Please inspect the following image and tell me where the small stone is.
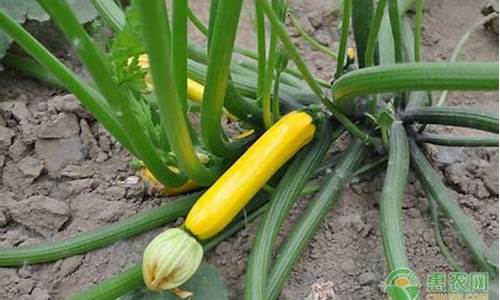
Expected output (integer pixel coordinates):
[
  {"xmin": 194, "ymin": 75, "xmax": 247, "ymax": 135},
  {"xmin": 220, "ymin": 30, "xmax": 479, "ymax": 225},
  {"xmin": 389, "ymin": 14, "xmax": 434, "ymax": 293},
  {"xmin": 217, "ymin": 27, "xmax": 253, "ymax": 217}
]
[
  {"xmin": 0, "ymin": 154, "xmax": 4, "ymax": 168},
  {"xmin": 359, "ymin": 271, "xmax": 378, "ymax": 285},
  {"xmin": 95, "ymin": 200, "xmax": 126, "ymax": 223},
  {"xmin": 48, "ymin": 94, "xmax": 93, "ymax": 119},
  {"xmin": 37, "ymin": 112, "xmax": 80, "ymax": 139},
  {"xmin": 6, "ymin": 196, "xmax": 71, "ymax": 236},
  {"xmin": 95, "ymin": 151, "xmax": 108, "ymax": 162},
  {"xmin": 10, "ymin": 102, "xmax": 31, "ymax": 122},
  {"xmin": 17, "ymin": 157, "xmax": 44, "ymax": 179},
  {"xmin": 60, "ymin": 164, "xmax": 94, "ymax": 179},
  {"xmin": 0, "ymin": 125, "xmax": 14, "ymax": 153},
  {"xmin": 8, "ymin": 138, "xmax": 26, "ymax": 162},
  {"xmin": 473, "ymin": 179, "xmax": 490, "ymax": 199},
  {"xmin": 30, "ymin": 287, "xmax": 50, "ymax": 300},
  {"xmin": 68, "ymin": 179, "xmax": 98, "ymax": 194},
  {"xmin": 307, "ymin": 12, "xmax": 323, "ymax": 28},
  {"xmin": 351, "ymin": 217, "xmax": 365, "ymax": 233},
  {"xmin": 18, "ymin": 265, "xmax": 33, "ymax": 278},
  {"xmin": 406, "ymin": 208, "xmax": 421, "ymax": 219},
  {"xmin": 56, "ymin": 255, "xmax": 83, "ymax": 277},
  {"xmin": 432, "ymin": 147, "xmax": 465, "ymax": 167},
  {"xmin": 0, "ymin": 208, "xmax": 8, "ymax": 227},
  {"xmin": 35, "ymin": 136, "xmax": 85, "ymax": 174},
  {"xmin": 313, "ymin": 31, "xmax": 330, "ymax": 46},
  {"xmin": 482, "ymin": 153, "xmax": 498, "ymax": 195},
  {"xmin": 17, "ymin": 278, "xmax": 35, "ymax": 294},
  {"xmin": 299, "ymin": 14, "xmax": 315, "ymax": 35},
  {"xmin": 104, "ymin": 185, "xmax": 126, "ymax": 201},
  {"xmin": 123, "ymin": 176, "xmax": 144, "ymax": 199},
  {"xmin": 80, "ymin": 119, "xmax": 99, "ymax": 157}
]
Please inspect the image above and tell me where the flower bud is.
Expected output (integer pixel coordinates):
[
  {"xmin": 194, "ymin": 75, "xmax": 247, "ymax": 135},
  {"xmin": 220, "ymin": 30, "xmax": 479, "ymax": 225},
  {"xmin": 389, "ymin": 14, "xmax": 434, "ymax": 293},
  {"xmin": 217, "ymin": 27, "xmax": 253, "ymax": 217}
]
[{"xmin": 142, "ymin": 228, "xmax": 203, "ymax": 291}]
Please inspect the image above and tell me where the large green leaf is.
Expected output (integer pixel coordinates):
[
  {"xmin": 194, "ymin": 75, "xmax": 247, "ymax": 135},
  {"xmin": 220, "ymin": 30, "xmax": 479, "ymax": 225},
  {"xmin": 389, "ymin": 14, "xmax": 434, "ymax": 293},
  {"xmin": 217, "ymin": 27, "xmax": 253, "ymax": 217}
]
[
  {"xmin": 0, "ymin": 0, "xmax": 97, "ymax": 59},
  {"xmin": 119, "ymin": 264, "xmax": 229, "ymax": 300}
]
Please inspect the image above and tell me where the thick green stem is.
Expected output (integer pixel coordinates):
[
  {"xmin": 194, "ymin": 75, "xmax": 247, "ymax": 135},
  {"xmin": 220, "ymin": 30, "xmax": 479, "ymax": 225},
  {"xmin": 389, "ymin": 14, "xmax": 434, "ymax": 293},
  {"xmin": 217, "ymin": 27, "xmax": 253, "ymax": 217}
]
[
  {"xmin": 136, "ymin": 0, "xmax": 217, "ymax": 185},
  {"xmin": 245, "ymin": 121, "xmax": 334, "ymax": 300},
  {"xmin": 388, "ymin": 0, "xmax": 403, "ymax": 63},
  {"xmin": 380, "ymin": 121, "xmax": 410, "ymax": 271},
  {"xmin": 332, "ymin": 62, "xmax": 499, "ymax": 116},
  {"xmin": 335, "ymin": 0, "xmax": 352, "ymax": 79},
  {"xmin": 416, "ymin": 133, "xmax": 499, "ymax": 147},
  {"xmin": 201, "ymin": 0, "xmax": 250, "ymax": 157},
  {"xmin": 351, "ymin": 0, "xmax": 373, "ymax": 68},
  {"xmin": 409, "ymin": 140, "xmax": 497, "ymax": 277},
  {"xmin": 266, "ymin": 139, "xmax": 367, "ymax": 300},
  {"xmin": 90, "ymin": 0, "xmax": 125, "ymax": 32},
  {"xmin": 402, "ymin": 106, "xmax": 498, "ymax": 133},
  {"xmin": 364, "ymin": 0, "xmax": 386, "ymax": 68},
  {"xmin": 0, "ymin": 193, "xmax": 201, "ymax": 266},
  {"xmin": 414, "ymin": 0, "xmax": 424, "ymax": 62},
  {"xmin": 255, "ymin": 0, "xmax": 266, "ymax": 107}
]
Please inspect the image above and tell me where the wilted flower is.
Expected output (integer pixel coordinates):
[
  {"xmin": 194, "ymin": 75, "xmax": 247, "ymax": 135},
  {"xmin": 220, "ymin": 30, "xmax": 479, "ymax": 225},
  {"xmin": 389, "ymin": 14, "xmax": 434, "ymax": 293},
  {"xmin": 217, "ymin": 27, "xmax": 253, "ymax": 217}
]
[{"xmin": 142, "ymin": 228, "xmax": 203, "ymax": 291}]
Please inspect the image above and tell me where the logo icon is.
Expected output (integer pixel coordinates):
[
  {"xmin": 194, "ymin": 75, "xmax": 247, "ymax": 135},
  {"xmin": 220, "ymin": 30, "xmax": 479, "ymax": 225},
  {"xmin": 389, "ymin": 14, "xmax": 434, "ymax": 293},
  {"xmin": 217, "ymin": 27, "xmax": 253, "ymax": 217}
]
[{"xmin": 384, "ymin": 268, "xmax": 420, "ymax": 300}]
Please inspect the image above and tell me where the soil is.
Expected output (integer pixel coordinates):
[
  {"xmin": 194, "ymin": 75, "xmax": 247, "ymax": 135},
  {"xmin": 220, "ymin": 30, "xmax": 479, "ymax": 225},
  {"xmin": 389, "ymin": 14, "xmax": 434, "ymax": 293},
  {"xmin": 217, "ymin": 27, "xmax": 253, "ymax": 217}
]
[{"xmin": 0, "ymin": 0, "xmax": 498, "ymax": 299}]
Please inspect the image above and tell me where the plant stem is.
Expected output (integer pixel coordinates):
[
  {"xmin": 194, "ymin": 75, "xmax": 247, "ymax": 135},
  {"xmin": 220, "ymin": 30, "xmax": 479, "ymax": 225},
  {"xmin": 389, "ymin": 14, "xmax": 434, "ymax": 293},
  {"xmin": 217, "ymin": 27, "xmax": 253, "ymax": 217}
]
[
  {"xmin": 335, "ymin": 0, "xmax": 352, "ymax": 79},
  {"xmin": 0, "ymin": 193, "xmax": 201, "ymax": 266},
  {"xmin": 414, "ymin": 0, "xmax": 424, "ymax": 62},
  {"xmin": 187, "ymin": 5, "xmax": 209, "ymax": 36},
  {"xmin": 332, "ymin": 62, "xmax": 499, "ymax": 116},
  {"xmin": 246, "ymin": 121, "xmax": 334, "ymax": 300},
  {"xmin": 266, "ymin": 139, "xmax": 367, "ymax": 300},
  {"xmin": 137, "ymin": 0, "xmax": 218, "ymax": 185},
  {"xmin": 380, "ymin": 121, "xmax": 410, "ymax": 271},
  {"xmin": 428, "ymin": 194, "xmax": 464, "ymax": 271},
  {"xmin": 91, "ymin": 0, "xmax": 125, "ymax": 32},
  {"xmin": 409, "ymin": 139, "xmax": 496, "ymax": 277},
  {"xmin": 416, "ymin": 133, "xmax": 499, "ymax": 147},
  {"xmin": 364, "ymin": 0, "xmax": 386, "ymax": 68},
  {"xmin": 351, "ymin": 0, "xmax": 374, "ymax": 68},
  {"xmin": 255, "ymin": 0, "xmax": 266, "ymax": 108},
  {"xmin": 402, "ymin": 106, "xmax": 498, "ymax": 133},
  {"xmin": 262, "ymin": 13, "xmax": 279, "ymax": 128},
  {"xmin": 388, "ymin": 0, "xmax": 403, "ymax": 63},
  {"xmin": 288, "ymin": 10, "xmax": 338, "ymax": 61},
  {"xmin": 201, "ymin": 0, "xmax": 251, "ymax": 157}
]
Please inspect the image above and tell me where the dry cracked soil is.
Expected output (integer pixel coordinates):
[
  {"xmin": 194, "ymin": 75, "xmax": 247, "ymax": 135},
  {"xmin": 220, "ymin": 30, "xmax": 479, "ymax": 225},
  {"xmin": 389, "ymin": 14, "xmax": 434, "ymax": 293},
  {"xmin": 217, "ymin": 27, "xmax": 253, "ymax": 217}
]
[{"xmin": 0, "ymin": 0, "xmax": 498, "ymax": 299}]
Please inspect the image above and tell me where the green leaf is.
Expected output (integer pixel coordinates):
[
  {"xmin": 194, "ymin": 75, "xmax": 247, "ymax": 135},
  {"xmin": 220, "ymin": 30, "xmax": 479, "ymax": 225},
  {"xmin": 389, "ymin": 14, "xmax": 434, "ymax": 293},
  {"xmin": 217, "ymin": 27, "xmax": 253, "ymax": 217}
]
[
  {"xmin": 0, "ymin": 0, "xmax": 97, "ymax": 59},
  {"xmin": 119, "ymin": 264, "xmax": 229, "ymax": 300}
]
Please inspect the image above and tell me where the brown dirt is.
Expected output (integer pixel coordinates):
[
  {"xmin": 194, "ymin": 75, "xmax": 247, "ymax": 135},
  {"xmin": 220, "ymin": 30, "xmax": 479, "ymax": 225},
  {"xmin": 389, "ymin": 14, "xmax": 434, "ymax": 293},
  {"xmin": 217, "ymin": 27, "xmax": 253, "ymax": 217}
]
[{"xmin": 0, "ymin": 0, "xmax": 498, "ymax": 299}]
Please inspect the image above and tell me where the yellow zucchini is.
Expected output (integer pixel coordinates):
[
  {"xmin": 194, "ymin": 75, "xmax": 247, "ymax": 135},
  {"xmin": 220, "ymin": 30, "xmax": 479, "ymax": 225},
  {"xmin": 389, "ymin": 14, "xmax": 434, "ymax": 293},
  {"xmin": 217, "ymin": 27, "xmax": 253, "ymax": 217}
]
[{"xmin": 185, "ymin": 111, "xmax": 316, "ymax": 239}]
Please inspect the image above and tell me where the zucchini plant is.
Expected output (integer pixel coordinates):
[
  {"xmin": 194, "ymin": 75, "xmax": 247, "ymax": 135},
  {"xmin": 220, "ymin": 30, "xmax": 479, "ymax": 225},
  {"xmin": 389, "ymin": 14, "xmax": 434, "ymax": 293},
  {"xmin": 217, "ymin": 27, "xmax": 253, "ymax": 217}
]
[{"xmin": 0, "ymin": 0, "xmax": 497, "ymax": 299}]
